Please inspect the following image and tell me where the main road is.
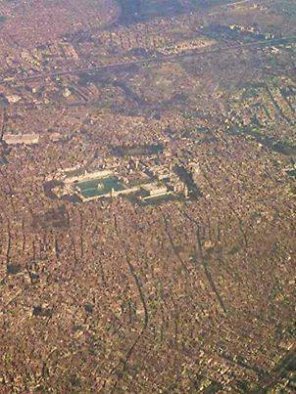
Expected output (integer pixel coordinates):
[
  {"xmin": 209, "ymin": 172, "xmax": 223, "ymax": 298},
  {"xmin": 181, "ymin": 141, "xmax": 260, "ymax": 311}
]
[{"xmin": 1, "ymin": 36, "xmax": 295, "ymax": 88}]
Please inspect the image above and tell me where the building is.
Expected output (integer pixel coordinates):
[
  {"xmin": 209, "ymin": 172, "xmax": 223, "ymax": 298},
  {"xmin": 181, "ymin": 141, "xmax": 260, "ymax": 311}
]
[
  {"xmin": 141, "ymin": 183, "xmax": 169, "ymax": 198},
  {"xmin": 3, "ymin": 134, "xmax": 40, "ymax": 145}
]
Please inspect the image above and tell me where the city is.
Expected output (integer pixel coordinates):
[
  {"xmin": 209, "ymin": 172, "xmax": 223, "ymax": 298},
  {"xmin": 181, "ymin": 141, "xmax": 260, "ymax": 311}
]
[{"xmin": 0, "ymin": 0, "xmax": 295, "ymax": 392}]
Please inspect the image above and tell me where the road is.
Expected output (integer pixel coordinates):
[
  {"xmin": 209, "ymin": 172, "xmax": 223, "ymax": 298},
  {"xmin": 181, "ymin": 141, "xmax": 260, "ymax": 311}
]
[{"xmin": 1, "ymin": 36, "xmax": 295, "ymax": 88}]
